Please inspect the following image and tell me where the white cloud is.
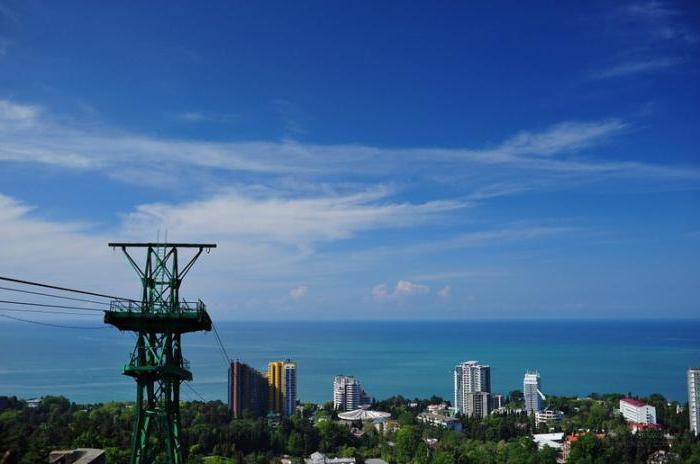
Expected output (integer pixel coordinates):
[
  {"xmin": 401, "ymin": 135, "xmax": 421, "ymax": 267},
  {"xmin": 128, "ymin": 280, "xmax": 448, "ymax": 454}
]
[
  {"xmin": 410, "ymin": 270, "xmax": 505, "ymax": 281},
  {"xmin": 289, "ymin": 285, "xmax": 308, "ymax": 300},
  {"xmin": 437, "ymin": 286, "xmax": 451, "ymax": 299},
  {"xmin": 0, "ymin": 100, "xmax": 41, "ymax": 127},
  {"xmin": 593, "ymin": 58, "xmax": 681, "ymax": 79},
  {"xmin": 485, "ymin": 120, "xmax": 627, "ymax": 158},
  {"xmin": 175, "ymin": 111, "xmax": 238, "ymax": 124},
  {"xmin": 372, "ymin": 280, "xmax": 430, "ymax": 301},
  {"xmin": 0, "ymin": 99, "xmax": 697, "ymax": 190},
  {"xmin": 620, "ymin": 2, "xmax": 698, "ymax": 44},
  {"xmin": 122, "ymin": 188, "xmax": 465, "ymax": 246},
  {"xmin": 0, "ymin": 38, "xmax": 9, "ymax": 57},
  {"xmin": 0, "ymin": 194, "xmax": 133, "ymax": 296}
]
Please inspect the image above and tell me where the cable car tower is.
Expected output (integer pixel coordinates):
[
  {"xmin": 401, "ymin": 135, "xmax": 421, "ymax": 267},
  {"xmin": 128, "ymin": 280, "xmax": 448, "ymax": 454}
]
[{"xmin": 104, "ymin": 242, "xmax": 216, "ymax": 464}]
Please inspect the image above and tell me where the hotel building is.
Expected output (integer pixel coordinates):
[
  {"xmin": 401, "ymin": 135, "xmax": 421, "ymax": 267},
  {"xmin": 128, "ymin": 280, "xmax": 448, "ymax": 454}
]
[
  {"xmin": 523, "ymin": 371, "xmax": 545, "ymax": 413},
  {"xmin": 228, "ymin": 360, "xmax": 268, "ymax": 418},
  {"xmin": 619, "ymin": 397, "xmax": 657, "ymax": 425},
  {"xmin": 334, "ymin": 375, "xmax": 363, "ymax": 411},
  {"xmin": 454, "ymin": 360, "xmax": 491, "ymax": 418},
  {"xmin": 689, "ymin": 368, "xmax": 700, "ymax": 435}
]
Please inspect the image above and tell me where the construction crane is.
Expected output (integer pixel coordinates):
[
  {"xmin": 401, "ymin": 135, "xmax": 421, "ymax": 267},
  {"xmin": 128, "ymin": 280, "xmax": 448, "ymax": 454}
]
[{"xmin": 104, "ymin": 242, "xmax": 215, "ymax": 464}]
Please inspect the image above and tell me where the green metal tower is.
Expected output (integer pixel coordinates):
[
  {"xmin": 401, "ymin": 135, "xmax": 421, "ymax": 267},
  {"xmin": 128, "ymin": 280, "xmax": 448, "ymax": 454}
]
[{"xmin": 104, "ymin": 242, "xmax": 216, "ymax": 464}]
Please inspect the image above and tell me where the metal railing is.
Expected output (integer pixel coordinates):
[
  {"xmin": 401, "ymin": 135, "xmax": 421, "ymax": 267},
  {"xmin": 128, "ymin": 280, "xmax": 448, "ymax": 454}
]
[{"xmin": 109, "ymin": 299, "xmax": 206, "ymax": 314}]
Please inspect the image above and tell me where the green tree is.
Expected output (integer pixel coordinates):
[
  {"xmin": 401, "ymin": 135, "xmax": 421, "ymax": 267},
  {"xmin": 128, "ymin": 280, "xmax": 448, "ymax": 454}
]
[{"xmin": 395, "ymin": 426, "xmax": 420, "ymax": 464}]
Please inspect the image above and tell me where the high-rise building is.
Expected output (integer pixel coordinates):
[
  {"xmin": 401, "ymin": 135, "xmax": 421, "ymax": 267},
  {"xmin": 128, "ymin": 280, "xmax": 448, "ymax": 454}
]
[
  {"xmin": 523, "ymin": 371, "xmax": 545, "ymax": 413},
  {"xmin": 268, "ymin": 359, "xmax": 297, "ymax": 416},
  {"xmin": 689, "ymin": 368, "xmax": 700, "ymax": 435},
  {"xmin": 454, "ymin": 360, "xmax": 491, "ymax": 418},
  {"xmin": 283, "ymin": 361, "xmax": 297, "ymax": 416},
  {"xmin": 464, "ymin": 391, "xmax": 490, "ymax": 418},
  {"xmin": 268, "ymin": 361, "xmax": 284, "ymax": 414},
  {"xmin": 334, "ymin": 375, "xmax": 363, "ymax": 410},
  {"xmin": 228, "ymin": 360, "xmax": 268, "ymax": 418}
]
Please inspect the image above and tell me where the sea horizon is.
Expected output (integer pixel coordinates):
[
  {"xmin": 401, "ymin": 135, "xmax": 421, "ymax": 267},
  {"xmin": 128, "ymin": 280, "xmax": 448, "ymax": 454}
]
[{"xmin": 1, "ymin": 318, "xmax": 698, "ymax": 405}]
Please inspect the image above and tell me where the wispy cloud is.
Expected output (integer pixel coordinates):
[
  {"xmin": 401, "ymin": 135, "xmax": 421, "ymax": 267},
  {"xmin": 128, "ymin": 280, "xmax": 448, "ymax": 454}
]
[
  {"xmin": 437, "ymin": 285, "xmax": 451, "ymax": 299},
  {"xmin": 410, "ymin": 270, "xmax": 505, "ymax": 282},
  {"xmin": 1, "ymin": 100, "xmax": 697, "ymax": 190},
  {"xmin": 592, "ymin": 58, "xmax": 682, "ymax": 79},
  {"xmin": 620, "ymin": 1, "xmax": 699, "ymax": 45},
  {"xmin": 289, "ymin": 285, "xmax": 309, "ymax": 300},
  {"xmin": 0, "ymin": 194, "xmax": 132, "ymax": 293},
  {"xmin": 122, "ymin": 187, "xmax": 466, "ymax": 246},
  {"xmin": 174, "ymin": 111, "xmax": 238, "ymax": 124},
  {"xmin": 0, "ymin": 38, "xmax": 9, "ymax": 56},
  {"xmin": 0, "ymin": 3, "xmax": 19, "ymax": 23},
  {"xmin": 372, "ymin": 280, "xmax": 429, "ymax": 301},
  {"xmin": 0, "ymin": 100, "xmax": 41, "ymax": 126}
]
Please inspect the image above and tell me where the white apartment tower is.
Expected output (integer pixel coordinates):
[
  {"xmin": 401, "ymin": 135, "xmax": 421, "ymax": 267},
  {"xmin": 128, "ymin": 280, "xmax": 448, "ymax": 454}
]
[
  {"xmin": 689, "ymin": 368, "xmax": 700, "ymax": 435},
  {"xmin": 454, "ymin": 360, "xmax": 491, "ymax": 418},
  {"xmin": 334, "ymin": 375, "xmax": 362, "ymax": 411},
  {"xmin": 523, "ymin": 371, "xmax": 546, "ymax": 413}
]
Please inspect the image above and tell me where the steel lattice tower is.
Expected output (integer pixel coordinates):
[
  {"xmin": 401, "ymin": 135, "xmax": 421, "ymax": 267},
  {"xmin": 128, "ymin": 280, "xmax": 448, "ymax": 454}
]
[{"xmin": 104, "ymin": 242, "xmax": 215, "ymax": 464}]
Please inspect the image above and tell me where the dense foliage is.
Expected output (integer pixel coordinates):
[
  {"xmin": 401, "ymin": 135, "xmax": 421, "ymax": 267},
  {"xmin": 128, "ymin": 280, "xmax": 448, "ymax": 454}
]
[{"xmin": 1, "ymin": 393, "xmax": 699, "ymax": 464}]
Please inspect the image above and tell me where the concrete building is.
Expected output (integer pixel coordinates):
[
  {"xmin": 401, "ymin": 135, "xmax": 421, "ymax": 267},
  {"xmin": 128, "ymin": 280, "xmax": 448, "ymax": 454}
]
[
  {"xmin": 454, "ymin": 360, "xmax": 491, "ymax": 418},
  {"xmin": 268, "ymin": 359, "xmax": 297, "ymax": 416},
  {"xmin": 228, "ymin": 360, "xmax": 268, "ymax": 418},
  {"xmin": 689, "ymin": 368, "xmax": 700, "ymax": 435},
  {"xmin": 464, "ymin": 391, "xmax": 490, "ymax": 419},
  {"xmin": 620, "ymin": 397, "xmax": 657, "ymax": 425},
  {"xmin": 283, "ymin": 361, "xmax": 297, "ymax": 417},
  {"xmin": 535, "ymin": 409, "xmax": 564, "ymax": 426},
  {"xmin": 426, "ymin": 403, "xmax": 449, "ymax": 415},
  {"xmin": 524, "ymin": 371, "xmax": 546, "ymax": 413},
  {"xmin": 49, "ymin": 449, "xmax": 104, "ymax": 464},
  {"xmin": 334, "ymin": 375, "xmax": 361, "ymax": 410},
  {"xmin": 531, "ymin": 433, "xmax": 564, "ymax": 451},
  {"xmin": 417, "ymin": 412, "xmax": 463, "ymax": 431}
]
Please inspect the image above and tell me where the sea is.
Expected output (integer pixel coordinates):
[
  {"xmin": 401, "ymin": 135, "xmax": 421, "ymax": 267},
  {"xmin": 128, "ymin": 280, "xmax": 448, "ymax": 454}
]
[{"xmin": 0, "ymin": 320, "xmax": 698, "ymax": 405}]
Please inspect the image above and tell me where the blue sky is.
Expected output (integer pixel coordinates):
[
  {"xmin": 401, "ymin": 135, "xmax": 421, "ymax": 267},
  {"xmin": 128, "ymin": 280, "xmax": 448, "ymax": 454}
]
[{"xmin": 0, "ymin": 1, "xmax": 698, "ymax": 320}]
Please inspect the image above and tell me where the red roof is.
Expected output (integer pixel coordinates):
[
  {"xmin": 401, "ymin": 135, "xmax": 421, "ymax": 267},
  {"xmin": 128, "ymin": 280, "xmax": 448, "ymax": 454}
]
[{"xmin": 621, "ymin": 397, "xmax": 647, "ymax": 407}]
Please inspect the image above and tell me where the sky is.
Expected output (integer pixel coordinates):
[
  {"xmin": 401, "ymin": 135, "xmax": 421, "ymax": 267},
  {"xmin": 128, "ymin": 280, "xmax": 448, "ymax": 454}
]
[{"xmin": 0, "ymin": 0, "xmax": 698, "ymax": 320}]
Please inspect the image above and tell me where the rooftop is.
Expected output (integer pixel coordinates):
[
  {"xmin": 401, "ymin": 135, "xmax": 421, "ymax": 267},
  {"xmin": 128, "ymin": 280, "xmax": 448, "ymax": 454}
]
[
  {"xmin": 49, "ymin": 448, "xmax": 105, "ymax": 464},
  {"xmin": 621, "ymin": 397, "xmax": 648, "ymax": 407},
  {"xmin": 337, "ymin": 409, "xmax": 391, "ymax": 421}
]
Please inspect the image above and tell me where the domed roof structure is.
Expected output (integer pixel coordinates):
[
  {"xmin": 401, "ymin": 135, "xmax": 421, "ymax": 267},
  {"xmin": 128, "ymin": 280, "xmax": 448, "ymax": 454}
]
[{"xmin": 337, "ymin": 408, "xmax": 391, "ymax": 421}]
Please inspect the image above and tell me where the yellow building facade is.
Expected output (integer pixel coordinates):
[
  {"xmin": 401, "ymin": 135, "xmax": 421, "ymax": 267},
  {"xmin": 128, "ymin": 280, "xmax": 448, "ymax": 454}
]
[{"xmin": 267, "ymin": 360, "xmax": 297, "ymax": 416}]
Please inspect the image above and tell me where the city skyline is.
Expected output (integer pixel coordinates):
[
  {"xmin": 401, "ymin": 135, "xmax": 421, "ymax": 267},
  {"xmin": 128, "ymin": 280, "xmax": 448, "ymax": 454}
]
[{"xmin": 0, "ymin": 1, "xmax": 698, "ymax": 321}]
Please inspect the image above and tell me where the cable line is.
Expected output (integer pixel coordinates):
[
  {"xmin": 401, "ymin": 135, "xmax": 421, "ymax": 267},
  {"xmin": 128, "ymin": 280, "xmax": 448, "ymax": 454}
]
[
  {"xmin": 0, "ymin": 307, "xmax": 102, "ymax": 317},
  {"xmin": 0, "ymin": 285, "xmax": 111, "ymax": 306},
  {"xmin": 183, "ymin": 382, "xmax": 206, "ymax": 402},
  {"xmin": 0, "ymin": 313, "xmax": 108, "ymax": 329},
  {"xmin": 0, "ymin": 275, "xmax": 136, "ymax": 302},
  {"xmin": 0, "ymin": 299, "xmax": 104, "ymax": 312},
  {"xmin": 211, "ymin": 321, "xmax": 231, "ymax": 367}
]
